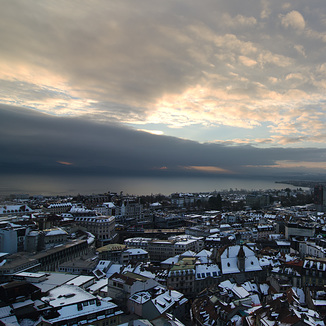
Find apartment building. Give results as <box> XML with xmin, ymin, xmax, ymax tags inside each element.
<box><xmin>299</xmin><ymin>242</ymin><xmax>326</xmax><ymax>258</ymax></box>
<box><xmin>302</xmin><ymin>257</ymin><xmax>326</xmax><ymax>286</ymax></box>
<box><xmin>45</xmin><ymin>202</ymin><xmax>72</xmax><ymax>214</ymax></box>
<box><xmin>116</xmin><ymin>199</ymin><xmax>143</xmax><ymax>223</ymax></box>
<box><xmin>0</xmin><ymin>204</ymin><xmax>34</xmax><ymax>217</ymax></box>
<box><xmin>173</xmin><ymin>236</ymin><xmax>204</xmax><ymax>254</ymax></box>
<box><xmin>148</xmin><ymin>240</ymin><xmax>175</xmax><ymax>262</ymax></box>
<box><xmin>285</xmin><ymin>222</ymin><xmax>315</xmax><ymax>240</ymax></box>
<box><xmin>124</xmin><ymin>237</ymin><xmax>152</xmax><ymax>250</ymax></box>
<box><xmin>256</xmin><ymin>224</ymin><xmax>275</xmax><ymax>239</ymax></box>
<box><xmin>125</xmin><ymin>236</ymin><xmax>203</xmax><ymax>262</ymax></box>
<box><xmin>74</xmin><ymin>215</ymin><xmax>116</xmax><ymax>246</ymax></box>
<box><xmin>41</xmin><ymin>284</ymin><xmax>123</xmax><ymax>325</ymax></box>
<box><xmin>167</xmin><ymin>260</ymin><xmax>196</xmax><ymax>296</ymax></box>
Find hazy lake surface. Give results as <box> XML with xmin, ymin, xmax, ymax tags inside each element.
<box><xmin>0</xmin><ymin>175</ymin><xmax>305</xmax><ymax>196</ymax></box>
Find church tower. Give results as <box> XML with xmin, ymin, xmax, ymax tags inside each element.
<box><xmin>237</xmin><ymin>245</ymin><xmax>246</xmax><ymax>272</ymax></box>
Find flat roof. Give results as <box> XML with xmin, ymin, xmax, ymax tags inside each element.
<box><xmin>31</xmin><ymin>272</ymin><xmax>78</xmax><ymax>292</ymax></box>
<box><xmin>42</xmin><ymin>284</ymin><xmax>95</xmax><ymax>308</ymax></box>
<box><xmin>66</xmin><ymin>275</ymin><xmax>95</xmax><ymax>286</ymax></box>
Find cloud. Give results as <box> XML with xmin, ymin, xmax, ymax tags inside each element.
<box><xmin>260</xmin><ymin>0</ymin><xmax>271</xmax><ymax>19</ymax></box>
<box><xmin>0</xmin><ymin>0</ymin><xmax>326</xmax><ymax>149</ymax></box>
<box><xmin>222</xmin><ymin>14</ymin><xmax>257</xmax><ymax>28</ymax></box>
<box><xmin>238</xmin><ymin>56</ymin><xmax>257</xmax><ymax>67</ymax></box>
<box><xmin>1</xmin><ymin>105</ymin><xmax>326</xmax><ymax>183</ymax></box>
<box><xmin>281</xmin><ymin>10</ymin><xmax>306</xmax><ymax>31</ymax></box>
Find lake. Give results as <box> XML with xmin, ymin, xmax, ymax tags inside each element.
<box><xmin>0</xmin><ymin>174</ymin><xmax>306</xmax><ymax>196</ymax></box>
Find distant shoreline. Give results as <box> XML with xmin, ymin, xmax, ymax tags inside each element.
<box><xmin>275</xmin><ymin>180</ymin><xmax>326</xmax><ymax>188</ymax></box>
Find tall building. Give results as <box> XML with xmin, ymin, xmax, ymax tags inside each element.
<box><xmin>314</xmin><ymin>184</ymin><xmax>326</xmax><ymax>211</ymax></box>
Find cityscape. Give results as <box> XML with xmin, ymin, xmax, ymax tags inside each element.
<box><xmin>2</xmin><ymin>0</ymin><xmax>326</xmax><ymax>325</ymax></box>
<box><xmin>1</xmin><ymin>183</ymin><xmax>326</xmax><ymax>325</ymax></box>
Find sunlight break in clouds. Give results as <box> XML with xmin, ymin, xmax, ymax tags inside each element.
<box><xmin>57</xmin><ymin>161</ymin><xmax>74</xmax><ymax>166</ymax></box>
<box><xmin>247</xmin><ymin>160</ymin><xmax>326</xmax><ymax>171</ymax></box>
<box><xmin>183</xmin><ymin>166</ymin><xmax>235</xmax><ymax>174</ymax></box>
<box><xmin>137</xmin><ymin>129</ymin><xmax>164</xmax><ymax>136</ymax></box>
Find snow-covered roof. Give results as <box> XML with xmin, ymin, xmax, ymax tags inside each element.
<box><xmin>66</xmin><ymin>275</ymin><xmax>95</xmax><ymax>287</ymax></box>
<box><xmin>103</xmin><ymin>202</ymin><xmax>116</xmax><ymax>208</ymax></box>
<box><xmin>1</xmin><ymin>315</ymin><xmax>19</xmax><ymax>326</ymax></box>
<box><xmin>12</xmin><ymin>299</ymin><xmax>34</xmax><ymax>310</ymax></box>
<box><xmin>130</xmin><ymin>291</ymin><xmax>152</xmax><ymax>304</ymax></box>
<box><xmin>150</xmin><ymin>202</ymin><xmax>162</xmax><ymax>207</ymax></box>
<box><xmin>42</xmin><ymin>284</ymin><xmax>95</xmax><ymax>308</ymax></box>
<box><xmin>122</xmin><ymin>265</ymin><xmax>156</xmax><ymax>279</ymax></box>
<box><xmin>31</xmin><ymin>273</ymin><xmax>77</xmax><ymax>293</ymax></box>
<box><xmin>221</xmin><ymin>256</ymin><xmax>240</xmax><ymax>274</ymax></box>
<box><xmin>96</xmin><ymin>260</ymin><xmax>112</xmax><ymax>271</ymax></box>
<box><xmin>87</xmin><ymin>278</ymin><xmax>108</xmax><ymax>293</ymax></box>
<box><xmin>47</xmin><ymin>203</ymin><xmax>72</xmax><ymax>208</ymax></box>
<box><xmin>152</xmin><ymin>290</ymin><xmax>186</xmax><ymax>315</ymax></box>
<box><xmin>161</xmin><ymin>255</ymin><xmax>180</xmax><ymax>266</ymax></box>
<box><xmin>0</xmin><ymin>306</ymin><xmax>13</xmax><ymax>318</ymax></box>
<box><xmin>232</xmin><ymin>285</ymin><xmax>250</xmax><ymax>299</ymax></box>
<box><xmin>106</xmin><ymin>263</ymin><xmax>123</xmax><ymax>278</ymax></box>
<box><xmin>125</xmin><ymin>248</ymin><xmax>148</xmax><ymax>255</ymax></box>
<box><xmin>74</xmin><ymin>216</ymin><xmax>115</xmax><ymax>223</ymax></box>
<box><xmin>0</xmin><ymin>205</ymin><xmax>33</xmax><ymax>214</ymax></box>
<box><xmin>220</xmin><ymin>245</ymin><xmax>262</xmax><ymax>274</ymax></box>
<box><xmin>275</xmin><ymin>240</ymin><xmax>291</xmax><ymax>246</ymax></box>
<box><xmin>47</xmin><ymin>297</ymin><xmax>120</xmax><ymax>324</ymax></box>
<box><xmin>44</xmin><ymin>228</ymin><xmax>68</xmax><ymax>236</ymax></box>
<box><xmin>196</xmin><ymin>249</ymin><xmax>212</xmax><ymax>257</ymax></box>
<box><xmin>259</xmin><ymin>284</ymin><xmax>269</xmax><ymax>296</ymax></box>
<box><xmin>195</xmin><ymin>264</ymin><xmax>220</xmax><ymax>279</ymax></box>
<box><xmin>259</xmin><ymin>257</ymin><xmax>272</xmax><ymax>267</ymax></box>
<box><xmin>250</xmin><ymin>294</ymin><xmax>261</xmax><ymax>307</ymax></box>
<box><xmin>242</xmin><ymin>281</ymin><xmax>259</xmax><ymax>294</ymax></box>
<box><xmin>180</xmin><ymin>250</ymin><xmax>196</xmax><ymax>257</ymax></box>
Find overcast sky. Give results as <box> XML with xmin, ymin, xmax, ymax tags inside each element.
<box><xmin>1</xmin><ymin>1</ymin><xmax>326</xmax><ymax>194</ymax></box>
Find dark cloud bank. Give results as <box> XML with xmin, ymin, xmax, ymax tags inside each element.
<box><xmin>1</xmin><ymin>104</ymin><xmax>326</xmax><ymax>194</ymax></box>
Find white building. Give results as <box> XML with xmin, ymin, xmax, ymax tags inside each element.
<box><xmin>299</xmin><ymin>242</ymin><xmax>326</xmax><ymax>258</ymax></box>
<box><xmin>0</xmin><ymin>205</ymin><xmax>33</xmax><ymax>216</ymax></box>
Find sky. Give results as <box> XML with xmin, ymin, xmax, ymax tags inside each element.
<box><xmin>1</xmin><ymin>0</ymin><xmax>326</xmax><ymax>195</ymax></box>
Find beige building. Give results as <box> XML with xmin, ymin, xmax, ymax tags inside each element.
<box><xmin>74</xmin><ymin>215</ymin><xmax>116</xmax><ymax>246</ymax></box>
<box><xmin>43</xmin><ymin>227</ymin><xmax>68</xmax><ymax>249</ymax></box>
<box><xmin>167</xmin><ymin>259</ymin><xmax>196</xmax><ymax>296</ymax></box>
<box><xmin>131</xmin><ymin>236</ymin><xmax>204</xmax><ymax>262</ymax></box>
